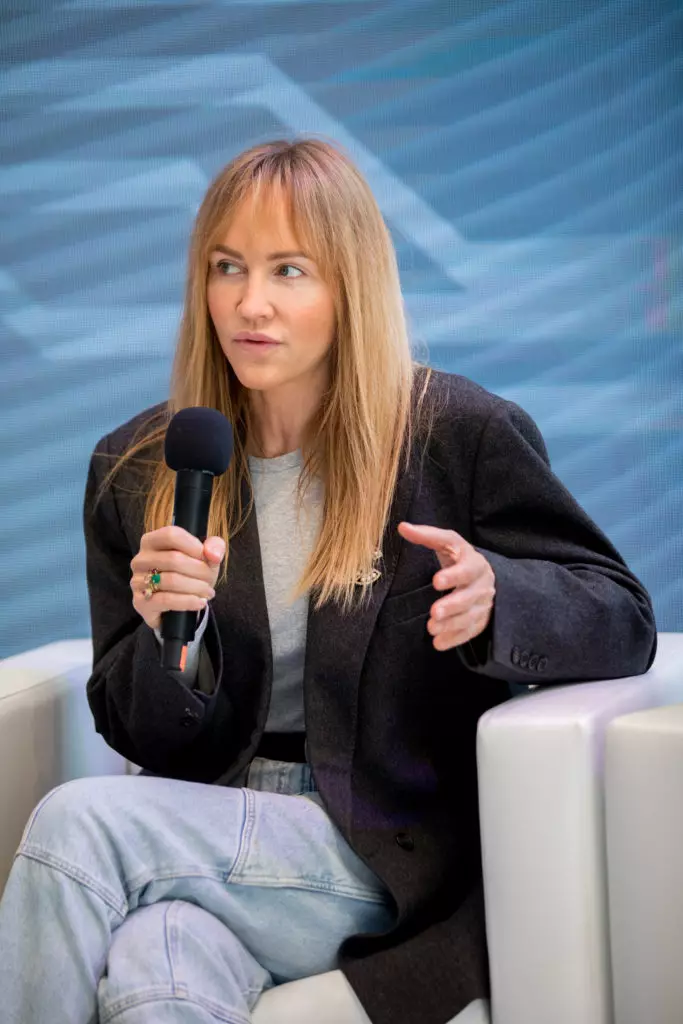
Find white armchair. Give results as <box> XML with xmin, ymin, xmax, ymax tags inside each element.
<box><xmin>605</xmin><ymin>690</ymin><xmax>683</xmax><ymax>1024</ymax></box>
<box><xmin>2</xmin><ymin>634</ymin><xmax>682</xmax><ymax>1024</ymax></box>
<box><xmin>477</xmin><ymin>632</ymin><xmax>683</xmax><ymax>1024</ymax></box>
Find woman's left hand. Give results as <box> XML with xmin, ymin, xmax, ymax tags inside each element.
<box><xmin>397</xmin><ymin>522</ymin><xmax>496</xmax><ymax>651</ymax></box>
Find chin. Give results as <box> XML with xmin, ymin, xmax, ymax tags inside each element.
<box><xmin>227</xmin><ymin>363</ymin><xmax>281</xmax><ymax>392</ymax></box>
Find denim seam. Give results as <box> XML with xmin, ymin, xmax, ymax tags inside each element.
<box><xmin>228</xmin><ymin>788</ymin><xmax>255</xmax><ymax>879</ymax></box>
<box><xmin>99</xmin><ymin>984</ymin><xmax>251</xmax><ymax>1024</ymax></box>
<box><xmin>22</xmin><ymin>852</ymin><xmax>234</xmax><ymax>903</ymax></box>
<box><xmin>125</xmin><ymin>864</ymin><xmax>231</xmax><ymax>893</ymax></box>
<box><xmin>226</xmin><ymin>873</ymin><xmax>388</xmax><ymax>903</ymax></box>
<box><xmin>164</xmin><ymin>900</ymin><xmax>180</xmax><ymax>996</ymax></box>
<box><xmin>17</xmin><ymin>844</ymin><xmax>127</xmax><ymax>918</ymax></box>
<box><xmin>17</xmin><ymin>781</ymin><xmax>77</xmax><ymax>848</ymax></box>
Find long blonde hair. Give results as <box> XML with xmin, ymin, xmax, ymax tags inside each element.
<box><xmin>97</xmin><ymin>138</ymin><xmax>432</xmax><ymax>609</ymax></box>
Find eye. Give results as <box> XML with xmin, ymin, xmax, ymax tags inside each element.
<box><xmin>276</xmin><ymin>264</ymin><xmax>304</xmax><ymax>278</ymax></box>
<box><xmin>214</xmin><ymin>259</ymin><xmax>241</xmax><ymax>275</ymax></box>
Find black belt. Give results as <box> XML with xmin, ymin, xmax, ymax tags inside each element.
<box><xmin>254</xmin><ymin>731</ymin><xmax>307</xmax><ymax>764</ymax></box>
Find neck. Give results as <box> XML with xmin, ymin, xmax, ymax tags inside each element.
<box><xmin>248</xmin><ymin>384</ymin><xmax>323</xmax><ymax>458</ymax></box>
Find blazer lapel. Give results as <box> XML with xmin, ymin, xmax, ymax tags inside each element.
<box><xmin>212</xmin><ymin>482</ymin><xmax>273</xmax><ymax>776</ymax></box>
<box><xmin>303</xmin><ymin>449</ymin><xmax>421</xmax><ymax>826</ymax></box>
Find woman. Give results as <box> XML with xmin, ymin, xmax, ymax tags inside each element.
<box><xmin>0</xmin><ymin>139</ymin><xmax>656</xmax><ymax>1024</ymax></box>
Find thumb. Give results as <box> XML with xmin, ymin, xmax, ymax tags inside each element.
<box><xmin>398</xmin><ymin>521</ymin><xmax>463</xmax><ymax>569</ymax></box>
<box><xmin>203</xmin><ymin>536</ymin><xmax>226</xmax><ymax>564</ymax></box>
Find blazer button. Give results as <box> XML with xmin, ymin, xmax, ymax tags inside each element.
<box><xmin>537</xmin><ymin>656</ymin><xmax>548</xmax><ymax>673</ymax></box>
<box><xmin>395</xmin><ymin>832</ymin><xmax>414</xmax><ymax>852</ymax></box>
<box><xmin>180</xmin><ymin>708</ymin><xmax>200</xmax><ymax>728</ymax></box>
<box><xmin>519</xmin><ymin>649</ymin><xmax>530</xmax><ymax>669</ymax></box>
<box><xmin>528</xmin><ymin>654</ymin><xmax>539</xmax><ymax>671</ymax></box>
<box><xmin>511</xmin><ymin>646</ymin><xmax>521</xmax><ymax>666</ymax></box>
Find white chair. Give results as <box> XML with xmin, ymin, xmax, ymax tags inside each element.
<box><xmin>605</xmin><ymin>697</ymin><xmax>683</xmax><ymax>1024</ymax></box>
<box><xmin>477</xmin><ymin>632</ymin><xmax>683</xmax><ymax>1024</ymax></box>
<box><xmin>2</xmin><ymin>634</ymin><xmax>683</xmax><ymax>1023</ymax></box>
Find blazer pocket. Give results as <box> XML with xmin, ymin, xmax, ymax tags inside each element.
<box><xmin>379</xmin><ymin>582</ymin><xmax>436</xmax><ymax>626</ymax></box>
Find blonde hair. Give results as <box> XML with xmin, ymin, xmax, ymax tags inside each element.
<box><xmin>97</xmin><ymin>138</ymin><xmax>432</xmax><ymax>610</ymax></box>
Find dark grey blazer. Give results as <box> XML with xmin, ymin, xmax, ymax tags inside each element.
<box><xmin>84</xmin><ymin>370</ymin><xmax>656</xmax><ymax>1024</ymax></box>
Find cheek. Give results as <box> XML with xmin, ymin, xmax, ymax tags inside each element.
<box><xmin>206</xmin><ymin>290</ymin><xmax>218</xmax><ymax>328</ymax></box>
<box><xmin>206</xmin><ymin>285</ymin><xmax>231</xmax><ymax>325</ymax></box>
<box><xmin>296</xmin><ymin>294</ymin><xmax>336</xmax><ymax>349</ymax></box>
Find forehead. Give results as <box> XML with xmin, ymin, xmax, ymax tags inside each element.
<box><xmin>217</xmin><ymin>184</ymin><xmax>300</xmax><ymax>247</ymax></box>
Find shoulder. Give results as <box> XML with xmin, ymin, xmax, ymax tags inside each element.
<box><xmin>419</xmin><ymin>367</ymin><xmax>505</xmax><ymax>417</ymax></box>
<box><xmin>417</xmin><ymin>366</ymin><xmax>527</xmax><ymax>430</ymax></box>
<box><xmin>85</xmin><ymin>403</ymin><xmax>168</xmax><ymax>539</ymax></box>
<box><xmin>87</xmin><ymin>402</ymin><xmax>168</xmax><ymax>500</ymax></box>
<box><xmin>415</xmin><ymin>366</ymin><xmax>548</xmax><ymax>462</ymax></box>
<box><xmin>94</xmin><ymin>401</ymin><xmax>169</xmax><ymax>459</ymax></box>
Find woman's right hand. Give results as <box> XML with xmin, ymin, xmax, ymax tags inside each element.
<box><xmin>130</xmin><ymin>526</ymin><xmax>225</xmax><ymax>632</ymax></box>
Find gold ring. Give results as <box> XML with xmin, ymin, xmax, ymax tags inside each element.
<box><xmin>143</xmin><ymin>568</ymin><xmax>162</xmax><ymax>600</ymax></box>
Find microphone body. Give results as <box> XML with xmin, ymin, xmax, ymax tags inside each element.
<box><xmin>160</xmin><ymin>468</ymin><xmax>215</xmax><ymax>671</ymax></box>
<box><xmin>159</xmin><ymin>406</ymin><xmax>233</xmax><ymax>672</ymax></box>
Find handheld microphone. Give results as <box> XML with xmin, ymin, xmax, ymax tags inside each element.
<box><xmin>160</xmin><ymin>407</ymin><xmax>233</xmax><ymax>671</ymax></box>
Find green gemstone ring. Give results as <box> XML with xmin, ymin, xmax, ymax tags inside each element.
<box><xmin>143</xmin><ymin>568</ymin><xmax>162</xmax><ymax>600</ymax></box>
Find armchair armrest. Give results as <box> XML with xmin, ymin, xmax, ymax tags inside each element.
<box><xmin>477</xmin><ymin>633</ymin><xmax>683</xmax><ymax>1024</ymax></box>
<box><xmin>606</xmin><ymin>692</ymin><xmax>683</xmax><ymax>1023</ymax></box>
<box><xmin>0</xmin><ymin>640</ymin><xmax>128</xmax><ymax>894</ymax></box>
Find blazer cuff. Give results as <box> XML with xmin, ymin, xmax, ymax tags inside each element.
<box><xmin>455</xmin><ymin>548</ymin><xmax>549</xmax><ymax>684</ymax></box>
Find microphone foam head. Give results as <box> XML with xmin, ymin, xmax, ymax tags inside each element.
<box><xmin>164</xmin><ymin>407</ymin><xmax>234</xmax><ymax>476</ymax></box>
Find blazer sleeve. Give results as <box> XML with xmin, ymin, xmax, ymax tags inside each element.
<box><xmin>83</xmin><ymin>436</ymin><xmax>237</xmax><ymax>780</ymax></box>
<box><xmin>458</xmin><ymin>401</ymin><xmax>657</xmax><ymax>683</ymax></box>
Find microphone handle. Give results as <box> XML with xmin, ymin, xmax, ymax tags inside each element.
<box><xmin>160</xmin><ymin>468</ymin><xmax>214</xmax><ymax>671</ymax></box>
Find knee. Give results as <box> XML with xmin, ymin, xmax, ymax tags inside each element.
<box><xmin>19</xmin><ymin>776</ymin><xmax>126</xmax><ymax>853</ymax></box>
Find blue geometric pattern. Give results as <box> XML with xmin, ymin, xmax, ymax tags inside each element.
<box><xmin>1</xmin><ymin>0</ymin><xmax>681</xmax><ymax>656</ymax></box>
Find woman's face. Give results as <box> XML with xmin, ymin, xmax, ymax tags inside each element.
<box><xmin>207</xmin><ymin>189</ymin><xmax>336</xmax><ymax>403</ymax></box>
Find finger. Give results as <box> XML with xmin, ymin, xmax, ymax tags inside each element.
<box><xmin>131</xmin><ymin>571</ymin><xmax>215</xmax><ymax>601</ymax></box>
<box><xmin>431</xmin><ymin>614</ymin><xmax>488</xmax><ymax>650</ymax></box>
<box><xmin>398</xmin><ymin>522</ymin><xmax>465</xmax><ymax>560</ymax></box>
<box><xmin>432</xmin><ymin>628</ymin><xmax>470</xmax><ymax>651</ymax></box>
<box><xmin>429</xmin><ymin>588</ymin><xmax>478</xmax><ymax>623</ymax></box>
<box><xmin>203</xmin><ymin>536</ymin><xmax>226</xmax><ymax>565</ymax></box>
<box><xmin>131</xmin><ymin>548</ymin><xmax>217</xmax><ymax>587</ymax></box>
<box><xmin>432</xmin><ymin>558</ymin><xmax>483</xmax><ymax>592</ymax></box>
<box><xmin>428</xmin><ymin>603</ymin><xmax>492</xmax><ymax>639</ymax></box>
<box><xmin>427</xmin><ymin>610</ymin><xmax>470</xmax><ymax>637</ymax></box>
<box><xmin>429</xmin><ymin>607</ymin><xmax>492</xmax><ymax>649</ymax></box>
<box><xmin>140</xmin><ymin>525</ymin><xmax>205</xmax><ymax>560</ymax></box>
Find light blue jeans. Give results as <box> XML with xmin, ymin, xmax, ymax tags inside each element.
<box><xmin>0</xmin><ymin>759</ymin><xmax>395</xmax><ymax>1023</ymax></box>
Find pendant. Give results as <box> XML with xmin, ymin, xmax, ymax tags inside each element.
<box><xmin>354</xmin><ymin>549</ymin><xmax>383</xmax><ymax>586</ymax></box>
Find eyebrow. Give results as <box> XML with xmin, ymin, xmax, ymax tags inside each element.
<box><xmin>211</xmin><ymin>244</ymin><xmax>312</xmax><ymax>261</ymax></box>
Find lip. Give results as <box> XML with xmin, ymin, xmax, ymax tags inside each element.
<box><xmin>233</xmin><ymin>332</ymin><xmax>281</xmax><ymax>345</ymax></box>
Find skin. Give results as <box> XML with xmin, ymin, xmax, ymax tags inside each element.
<box><xmin>206</xmin><ymin>188</ymin><xmax>337</xmax><ymax>459</ymax></box>
<box><xmin>131</xmin><ymin>189</ymin><xmax>337</xmax><ymax>631</ymax></box>
<box><xmin>130</xmin><ymin>189</ymin><xmax>496</xmax><ymax>648</ymax></box>
<box><xmin>398</xmin><ymin>523</ymin><xmax>496</xmax><ymax>651</ymax></box>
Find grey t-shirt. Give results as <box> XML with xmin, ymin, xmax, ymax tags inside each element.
<box><xmin>249</xmin><ymin>449</ymin><xmax>323</xmax><ymax>731</ymax></box>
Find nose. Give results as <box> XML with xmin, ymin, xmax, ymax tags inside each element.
<box><xmin>236</xmin><ymin>273</ymin><xmax>273</xmax><ymax>322</ymax></box>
